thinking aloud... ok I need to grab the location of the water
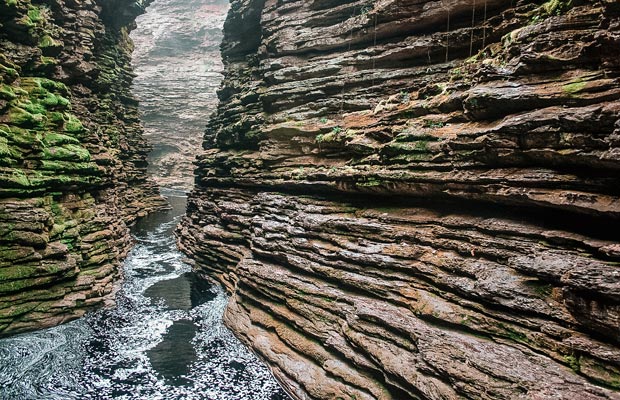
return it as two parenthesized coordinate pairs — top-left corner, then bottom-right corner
(0, 190), (289, 400)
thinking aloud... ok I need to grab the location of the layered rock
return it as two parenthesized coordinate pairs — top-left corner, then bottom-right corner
(130, 0), (229, 190)
(179, 0), (620, 398)
(0, 0), (166, 336)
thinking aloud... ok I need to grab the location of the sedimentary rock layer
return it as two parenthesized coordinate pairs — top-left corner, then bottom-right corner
(0, 0), (165, 336)
(130, 0), (229, 190)
(179, 0), (620, 398)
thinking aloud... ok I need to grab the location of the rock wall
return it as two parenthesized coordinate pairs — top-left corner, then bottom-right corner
(178, 0), (620, 398)
(0, 0), (166, 336)
(130, 0), (229, 190)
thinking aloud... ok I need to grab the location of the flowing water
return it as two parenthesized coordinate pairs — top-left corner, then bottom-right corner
(0, 190), (288, 400)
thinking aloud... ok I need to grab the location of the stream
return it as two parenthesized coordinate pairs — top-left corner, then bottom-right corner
(0, 190), (288, 400)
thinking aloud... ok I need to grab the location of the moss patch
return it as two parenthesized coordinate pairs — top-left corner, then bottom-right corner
(562, 80), (586, 96)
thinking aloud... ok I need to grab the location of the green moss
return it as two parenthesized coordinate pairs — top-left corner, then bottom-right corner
(563, 354), (581, 373)
(40, 92), (69, 108)
(23, 78), (68, 95)
(542, 0), (573, 15)
(48, 112), (65, 125)
(64, 115), (84, 133)
(40, 56), (57, 66)
(316, 133), (331, 143)
(0, 84), (17, 100)
(9, 170), (30, 187)
(49, 199), (62, 217)
(8, 107), (37, 127)
(27, 6), (43, 23)
(358, 177), (382, 187)
(42, 132), (80, 146)
(60, 238), (75, 250)
(562, 80), (586, 95)
(42, 144), (90, 162)
(0, 265), (40, 282)
(8, 126), (41, 147)
(20, 100), (47, 115)
(0, 302), (37, 317)
(0, 64), (19, 82)
(0, 137), (11, 157)
(40, 160), (97, 174)
(423, 119), (445, 129)
(39, 35), (60, 49)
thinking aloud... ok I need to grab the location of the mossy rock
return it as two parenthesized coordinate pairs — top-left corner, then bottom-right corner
(0, 64), (19, 82)
(5, 169), (31, 187)
(40, 92), (69, 109)
(42, 144), (91, 162)
(27, 6), (43, 23)
(0, 84), (17, 101)
(563, 80), (586, 96)
(0, 136), (18, 159)
(21, 77), (69, 96)
(8, 106), (45, 127)
(40, 159), (98, 174)
(42, 132), (80, 146)
(63, 115), (84, 133)
(19, 99), (47, 115)
(39, 35), (63, 55)
(542, 0), (573, 15)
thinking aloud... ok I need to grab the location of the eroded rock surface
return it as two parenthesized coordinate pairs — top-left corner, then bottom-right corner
(0, 0), (166, 336)
(130, 0), (229, 190)
(178, 0), (620, 398)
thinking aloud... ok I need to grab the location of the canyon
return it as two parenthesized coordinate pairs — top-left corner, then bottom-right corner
(0, 0), (619, 399)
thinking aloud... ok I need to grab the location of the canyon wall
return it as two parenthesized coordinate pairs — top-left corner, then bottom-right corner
(0, 0), (165, 336)
(130, 0), (229, 190)
(178, 0), (620, 399)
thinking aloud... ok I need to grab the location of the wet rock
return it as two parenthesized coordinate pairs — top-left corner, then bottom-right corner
(179, 0), (620, 398)
(0, 0), (167, 336)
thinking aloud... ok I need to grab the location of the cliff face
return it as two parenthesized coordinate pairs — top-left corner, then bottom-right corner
(130, 0), (229, 190)
(0, 0), (165, 336)
(178, 0), (620, 398)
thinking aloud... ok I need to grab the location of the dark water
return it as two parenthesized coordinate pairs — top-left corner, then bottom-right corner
(0, 190), (289, 400)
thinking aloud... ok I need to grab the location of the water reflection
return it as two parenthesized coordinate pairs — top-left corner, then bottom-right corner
(147, 319), (197, 385)
(145, 273), (216, 311)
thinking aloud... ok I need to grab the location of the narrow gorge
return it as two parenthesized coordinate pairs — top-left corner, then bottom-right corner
(1, 0), (620, 399)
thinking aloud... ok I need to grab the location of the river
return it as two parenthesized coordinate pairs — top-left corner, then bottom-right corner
(0, 190), (288, 400)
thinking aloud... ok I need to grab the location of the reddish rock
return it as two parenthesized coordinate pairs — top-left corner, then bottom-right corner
(179, 0), (620, 398)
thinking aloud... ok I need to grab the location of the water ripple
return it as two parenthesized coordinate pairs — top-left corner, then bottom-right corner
(0, 193), (289, 400)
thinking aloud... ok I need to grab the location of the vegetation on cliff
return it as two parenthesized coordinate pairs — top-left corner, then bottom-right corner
(0, 0), (165, 336)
